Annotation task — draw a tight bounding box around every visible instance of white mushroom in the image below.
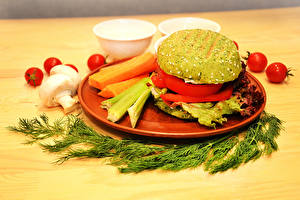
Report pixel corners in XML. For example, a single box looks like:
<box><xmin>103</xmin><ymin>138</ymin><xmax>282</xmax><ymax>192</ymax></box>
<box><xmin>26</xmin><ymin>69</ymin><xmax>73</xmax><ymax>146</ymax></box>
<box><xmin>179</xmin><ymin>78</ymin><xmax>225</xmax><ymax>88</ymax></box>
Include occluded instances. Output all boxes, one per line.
<box><xmin>50</xmin><ymin>65</ymin><xmax>81</xmax><ymax>90</ymax></box>
<box><xmin>39</xmin><ymin>65</ymin><xmax>81</xmax><ymax>113</ymax></box>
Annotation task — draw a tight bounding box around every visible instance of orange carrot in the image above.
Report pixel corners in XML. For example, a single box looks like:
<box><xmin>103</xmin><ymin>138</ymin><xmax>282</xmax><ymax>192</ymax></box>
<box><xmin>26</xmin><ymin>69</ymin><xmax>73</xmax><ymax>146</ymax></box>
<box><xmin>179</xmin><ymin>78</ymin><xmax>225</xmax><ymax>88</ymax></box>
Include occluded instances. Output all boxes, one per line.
<box><xmin>89</xmin><ymin>52</ymin><xmax>156</xmax><ymax>90</ymax></box>
<box><xmin>98</xmin><ymin>74</ymin><xmax>148</xmax><ymax>98</ymax></box>
<box><xmin>98</xmin><ymin>58</ymin><xmax>133</xmax><ymax>74</ymax></box>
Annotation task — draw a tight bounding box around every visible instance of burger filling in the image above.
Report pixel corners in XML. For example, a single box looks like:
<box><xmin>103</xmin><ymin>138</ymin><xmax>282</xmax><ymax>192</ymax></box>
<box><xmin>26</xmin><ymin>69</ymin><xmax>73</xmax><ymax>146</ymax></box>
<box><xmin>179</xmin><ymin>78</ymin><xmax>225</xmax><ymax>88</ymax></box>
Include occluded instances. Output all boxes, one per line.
<box><xmin>150</xmin><ymin>62</ymin><xmax>264</xmax><ymax>128</ymax></box>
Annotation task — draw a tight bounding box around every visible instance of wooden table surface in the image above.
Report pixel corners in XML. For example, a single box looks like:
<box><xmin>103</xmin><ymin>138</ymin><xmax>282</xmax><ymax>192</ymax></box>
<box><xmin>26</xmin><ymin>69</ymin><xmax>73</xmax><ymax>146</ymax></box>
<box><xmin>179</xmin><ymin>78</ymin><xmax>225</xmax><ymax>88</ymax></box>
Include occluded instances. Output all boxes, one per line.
<box><xmin>1</xmin><ymin>6</ymin><xmax>300</xmax><ymax>200</ymax></box>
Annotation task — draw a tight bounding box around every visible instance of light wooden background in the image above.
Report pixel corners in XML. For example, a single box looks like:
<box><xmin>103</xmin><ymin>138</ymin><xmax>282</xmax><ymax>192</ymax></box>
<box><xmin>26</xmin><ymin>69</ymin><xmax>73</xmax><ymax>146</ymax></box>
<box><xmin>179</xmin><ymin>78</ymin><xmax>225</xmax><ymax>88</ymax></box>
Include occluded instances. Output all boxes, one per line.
<box><xmin>0</xmin><ymin>7</ymin><xmax>300</xmax><ymax>200</ymax></box>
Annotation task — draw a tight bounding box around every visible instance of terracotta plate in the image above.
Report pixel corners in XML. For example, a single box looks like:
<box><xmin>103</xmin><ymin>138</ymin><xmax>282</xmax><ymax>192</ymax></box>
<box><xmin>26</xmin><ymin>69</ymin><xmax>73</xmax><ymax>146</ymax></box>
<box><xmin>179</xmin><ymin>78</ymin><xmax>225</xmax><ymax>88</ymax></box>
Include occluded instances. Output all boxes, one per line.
<box><xmin>78</xmin><ymin>65</ymin><xmax>266</xmax><ymax>139</ymax></box>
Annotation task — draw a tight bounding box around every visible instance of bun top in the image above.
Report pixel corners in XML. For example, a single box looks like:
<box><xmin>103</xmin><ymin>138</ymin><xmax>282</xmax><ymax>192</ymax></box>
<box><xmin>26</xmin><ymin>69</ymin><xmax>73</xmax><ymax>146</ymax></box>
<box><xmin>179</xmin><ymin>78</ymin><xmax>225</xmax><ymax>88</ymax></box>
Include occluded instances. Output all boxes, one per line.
<box><xmin>157</xmin><ymin>29</ymin><xmax>242</xmax><ymax>84</ymax></box>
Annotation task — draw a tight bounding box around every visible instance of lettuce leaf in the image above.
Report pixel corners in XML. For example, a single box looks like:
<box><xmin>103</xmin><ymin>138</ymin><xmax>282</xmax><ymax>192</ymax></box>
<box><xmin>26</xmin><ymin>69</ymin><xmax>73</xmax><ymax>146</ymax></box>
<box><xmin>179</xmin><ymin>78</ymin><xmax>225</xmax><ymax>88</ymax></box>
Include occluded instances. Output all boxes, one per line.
<box><xmin>181</xmin><ymin>96</ymin><xmax>242</xmax><ymax>128</ymax></box>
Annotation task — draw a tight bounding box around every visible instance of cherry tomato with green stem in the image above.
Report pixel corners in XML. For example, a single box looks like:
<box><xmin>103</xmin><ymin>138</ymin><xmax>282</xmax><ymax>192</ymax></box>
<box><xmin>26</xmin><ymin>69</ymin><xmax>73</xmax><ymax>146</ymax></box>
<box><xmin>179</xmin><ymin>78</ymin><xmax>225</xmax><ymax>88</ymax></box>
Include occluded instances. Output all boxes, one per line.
<box><xmin>266</xmin><ymin>62</ymin><xmax>293</xmax><ymax>83</ymax></box>
<box><xmin>25</xmin><ymin>67</ymin><xmax>44</xmax><ymax>86</ymax></box>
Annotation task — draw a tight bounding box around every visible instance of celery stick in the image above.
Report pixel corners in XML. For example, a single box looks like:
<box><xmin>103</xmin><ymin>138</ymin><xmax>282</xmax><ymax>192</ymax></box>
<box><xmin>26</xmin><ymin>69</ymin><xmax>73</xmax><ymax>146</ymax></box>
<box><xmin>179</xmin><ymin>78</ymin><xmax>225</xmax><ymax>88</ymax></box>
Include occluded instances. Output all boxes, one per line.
<box><xmin>101</xmin><ymin>78</ymin><xmax>149</xmax><ymax>109</ymax></box>
<box><xmin>128</xmin><ymin>88</ymin><xmax>151</xmax><ymax>128</ymax></box>
<box><xmin>107</xmin><ymin>78</ymin><xmax>150</xmax><ymax>122</ymax></box>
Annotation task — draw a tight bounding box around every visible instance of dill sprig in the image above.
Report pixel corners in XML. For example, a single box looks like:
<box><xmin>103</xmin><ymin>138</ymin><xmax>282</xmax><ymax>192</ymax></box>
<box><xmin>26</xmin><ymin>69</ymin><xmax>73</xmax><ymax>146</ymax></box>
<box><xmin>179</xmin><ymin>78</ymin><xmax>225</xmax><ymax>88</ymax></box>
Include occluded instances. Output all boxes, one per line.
<box><xmin>7</xmin><ymin>112</ymin><xmax>283</xmax><ymax>174</ymax></box>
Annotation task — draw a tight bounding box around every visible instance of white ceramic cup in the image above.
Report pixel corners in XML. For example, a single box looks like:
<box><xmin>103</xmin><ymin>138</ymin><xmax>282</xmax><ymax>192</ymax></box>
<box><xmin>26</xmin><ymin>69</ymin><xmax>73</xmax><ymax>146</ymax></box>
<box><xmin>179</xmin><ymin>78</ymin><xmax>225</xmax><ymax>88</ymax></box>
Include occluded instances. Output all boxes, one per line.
<box><xmin>158</xmin><ymin>17</ymin><xmax>221</xmax><ymax>36</ymax></box>
<box><xmin>93</xmin><ymin>19</ymin><xmax>157</xmax><ymax>60</ymax></box>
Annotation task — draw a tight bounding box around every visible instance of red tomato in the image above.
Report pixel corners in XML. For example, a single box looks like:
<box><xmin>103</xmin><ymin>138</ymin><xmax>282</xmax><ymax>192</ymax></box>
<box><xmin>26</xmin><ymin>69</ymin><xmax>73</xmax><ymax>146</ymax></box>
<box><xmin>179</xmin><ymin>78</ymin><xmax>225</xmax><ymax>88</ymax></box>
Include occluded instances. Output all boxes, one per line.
<box><xmin>65</xmin><ymin>64</ymin><xmax>78</xmax><ymax>72</ymax></box>
<box><xmin>233</xmin><ymin>41</ymin><xmax>239</xmax><ymax>50</ymax></box>
<box><xmin>24</xmin><ymin>67</ymin><xmax>44</xmax><ymax>86</ymax></box>
<box><xmin>44</xmin><ymin>57</ymin><xmax>62</xmax><ymax>74</ymax></box>
<box><xmin>266</xmin><ymin>62</ymin><xmax>292</xmax><ymax>83</ymax></box>
<box><xmin>160</xmin><ymin>85</ymin><xmax>233</xmax><ymax>103</ymax></box>
<box><xmin>247</xmin><ymin>52</ymin><xmax>268</xmax><ymax>72</ymax></box>
<box><xmin>151</xmin><ymin>74</ymin><xmax>166</xmax><ymax>88</ymax></box>
<box><xmin>87</xmin><ymin>54</ymin><xmax>106</xmax><ymax>71</ymax></box>
<box><xmin>159</xmin><ymin>69</ymin><xmax>223</xmax><ymax>97</ymax></box>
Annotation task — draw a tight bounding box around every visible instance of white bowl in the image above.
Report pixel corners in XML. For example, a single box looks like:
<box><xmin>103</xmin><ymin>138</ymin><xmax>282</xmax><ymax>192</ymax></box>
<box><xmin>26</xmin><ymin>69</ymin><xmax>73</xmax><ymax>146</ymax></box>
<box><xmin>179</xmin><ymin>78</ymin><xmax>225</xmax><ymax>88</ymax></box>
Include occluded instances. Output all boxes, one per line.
<box><xmin>93</xmin><ymin>19</ymin><xmax>157</xmax><ymax>60</ymax></box>
<box><xmin>154</xmin><ymin>35</ymin><xmax>169</xmax><ymax>54</ymax></box>
<box><xmin>158</xmin><ymin>17</ymin><xmax>221</xmax><ymax>36</ymax></box>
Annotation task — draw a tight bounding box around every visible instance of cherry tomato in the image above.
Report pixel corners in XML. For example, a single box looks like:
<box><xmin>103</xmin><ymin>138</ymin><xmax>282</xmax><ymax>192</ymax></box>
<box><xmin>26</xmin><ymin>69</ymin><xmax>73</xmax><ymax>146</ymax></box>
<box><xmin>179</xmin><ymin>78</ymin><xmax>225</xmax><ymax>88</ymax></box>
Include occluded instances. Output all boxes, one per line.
<box><xmin>246</xmin><ymin>52</ymin><xmax>268</xmax><ymax>72</ymax></box>
<box><xmin>233</xmin><ymin>41</ymin><xmax>239</xmax><ymax>50</ymax></box>
<box><xmin>266</xmin><ymin>62</ymin><xmax>293</xmax><ymax>83</ymax></box>
<box><xmin>44</xmin><ymin>57</ymin><xmax>62</xmax><ymax>74</ymax></box>
<box><xmin>65</xmin><ymin>64</ymin><xmax>78</xmax><ymax>72</ymax></box>
<box><xmin>87</xmin><ymin>54</ymin><xmax>106</xmax><ymax>71</ymax></box>
<box><xmin>24</xmin><ymin>67</ymin><xmax>44</xmax><ymax>86</ymax></box>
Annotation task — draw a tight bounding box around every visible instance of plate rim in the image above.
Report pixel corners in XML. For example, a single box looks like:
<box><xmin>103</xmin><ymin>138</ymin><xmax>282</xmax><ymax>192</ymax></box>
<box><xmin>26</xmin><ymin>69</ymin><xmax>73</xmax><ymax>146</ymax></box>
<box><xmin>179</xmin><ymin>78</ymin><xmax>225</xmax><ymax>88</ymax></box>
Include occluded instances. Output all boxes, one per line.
<box><xmin>78</xmin><ymin>66</ymin><xmax>266</xmax><ymax>139</ymax></box>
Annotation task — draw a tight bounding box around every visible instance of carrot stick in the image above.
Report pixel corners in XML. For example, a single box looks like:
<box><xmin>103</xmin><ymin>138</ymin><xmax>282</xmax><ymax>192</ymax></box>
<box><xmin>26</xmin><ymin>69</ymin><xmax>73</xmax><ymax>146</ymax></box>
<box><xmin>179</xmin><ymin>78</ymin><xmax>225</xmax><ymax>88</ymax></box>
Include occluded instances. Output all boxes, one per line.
<box><xmin>98</xmin><ymin>74</ymin><xmax>148</xmax><ymax>98</ymax></box>
<box><xmin>93</xmin><ymin>52</ymin><xmax>155</xmax><ymax>81</ymax></box>
<box><xmin>88</xmin><ymin>52</ymin><xmax>156</xmax><ymax>90</ymax></box>
<box><xmin>98</xmin><ymin>54</ymin><xmax>156</xmax><ymax>75</ymax></box>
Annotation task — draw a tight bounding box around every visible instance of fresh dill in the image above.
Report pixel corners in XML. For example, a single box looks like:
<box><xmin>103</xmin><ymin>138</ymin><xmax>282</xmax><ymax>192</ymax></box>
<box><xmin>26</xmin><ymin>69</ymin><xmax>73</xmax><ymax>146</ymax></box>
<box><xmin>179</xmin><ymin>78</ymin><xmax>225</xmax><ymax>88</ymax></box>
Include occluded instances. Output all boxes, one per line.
<box><xmin>7</xmin><ymin>112</ymin><xmax>283</xmax><ymax>174</ymax></box>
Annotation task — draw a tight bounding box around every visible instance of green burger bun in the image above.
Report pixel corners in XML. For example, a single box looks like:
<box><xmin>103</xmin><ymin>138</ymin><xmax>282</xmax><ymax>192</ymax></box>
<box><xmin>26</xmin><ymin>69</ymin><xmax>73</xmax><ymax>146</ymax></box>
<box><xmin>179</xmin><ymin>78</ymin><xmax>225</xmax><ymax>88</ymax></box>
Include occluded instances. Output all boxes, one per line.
<box><xmin>157</xmin><ymin>29</ymin><xmax>242</xmax><ymax>84</ymax></box>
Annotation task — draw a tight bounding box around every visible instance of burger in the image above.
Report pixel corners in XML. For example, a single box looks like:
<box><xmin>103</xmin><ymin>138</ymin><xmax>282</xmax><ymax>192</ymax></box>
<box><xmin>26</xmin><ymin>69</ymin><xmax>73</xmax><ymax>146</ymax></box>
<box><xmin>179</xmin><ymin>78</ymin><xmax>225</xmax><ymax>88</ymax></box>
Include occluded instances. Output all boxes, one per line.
<box><xmin>150</xmin><ymin>29</ymin><xmax>263</xmax><ymax>128</ymax></box>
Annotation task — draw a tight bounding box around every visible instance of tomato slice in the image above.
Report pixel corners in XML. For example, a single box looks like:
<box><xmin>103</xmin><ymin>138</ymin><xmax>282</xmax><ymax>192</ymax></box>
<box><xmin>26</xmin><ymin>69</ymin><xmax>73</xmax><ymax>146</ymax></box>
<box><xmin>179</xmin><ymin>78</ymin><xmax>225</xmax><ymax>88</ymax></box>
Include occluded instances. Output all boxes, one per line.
<box><xmin>151</xmin><ymin>73</ymin><xmax>167</xmax><ymax>88</ymax></box>
<box><xmin>159</xmin><ymin>69</ymin><xmax>223</xmax><ymax>97</ymax></box>
<box><xmin>160</xmin><ymin>85</ymin><xmax>233</xmax><ymax>103</ymax></box>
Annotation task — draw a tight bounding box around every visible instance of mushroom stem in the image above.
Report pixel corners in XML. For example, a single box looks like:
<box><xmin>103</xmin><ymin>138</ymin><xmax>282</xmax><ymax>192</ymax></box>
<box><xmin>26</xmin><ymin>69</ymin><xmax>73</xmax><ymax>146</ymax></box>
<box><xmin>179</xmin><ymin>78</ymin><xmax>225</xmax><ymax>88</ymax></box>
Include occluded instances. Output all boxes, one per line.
<box><xmin>56</xmin><ymin>95</ymin><xmax>78</xmax><ymax>113</ymax></box>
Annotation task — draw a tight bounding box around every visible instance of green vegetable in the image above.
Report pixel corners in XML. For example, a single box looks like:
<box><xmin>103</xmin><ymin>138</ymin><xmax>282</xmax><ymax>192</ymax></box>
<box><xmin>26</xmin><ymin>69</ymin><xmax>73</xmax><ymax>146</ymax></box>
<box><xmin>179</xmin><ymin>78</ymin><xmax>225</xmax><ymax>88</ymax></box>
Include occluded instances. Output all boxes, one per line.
<box><xmin>154</xmin><ymin>98</ymin><xmax>194</xmax><ymax>119</ymax></box>
<box><xmin>101</xmin><ymin>77</ymin><xmax>149</xmax><ymax>109</ymax></box>
<box><xmin>150</xmin><ymin>84</ymin><xmax>194</xmax><ymax>119</ymax></box>
<box><xmin>7</xmin><ymin>112</ymin><xmax>283</xmax><ymax>174</ymax></box>
<box><xmin>128</xmin><ymin>88</ymin><xmax>151</xmax><ymax>128</ymax></box>
<box><xmin>181</xmin><ymin>96</ymin><xmax>242</xmax><ymax>128</ymax></box>
<box><xmin>105</xmin><ymin>78</ymin><xmax>149</xmax><ymax>122</ymax></box>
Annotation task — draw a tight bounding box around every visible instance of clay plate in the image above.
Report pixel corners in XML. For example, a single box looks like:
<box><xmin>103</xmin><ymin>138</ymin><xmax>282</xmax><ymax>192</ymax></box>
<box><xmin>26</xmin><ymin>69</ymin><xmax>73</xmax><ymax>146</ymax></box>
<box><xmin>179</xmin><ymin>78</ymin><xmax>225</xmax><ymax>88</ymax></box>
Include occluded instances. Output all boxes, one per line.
<box><xmin>78</xmin><ymin>64</ymin><xmax>266</xmax><ymax>139</ymax></box>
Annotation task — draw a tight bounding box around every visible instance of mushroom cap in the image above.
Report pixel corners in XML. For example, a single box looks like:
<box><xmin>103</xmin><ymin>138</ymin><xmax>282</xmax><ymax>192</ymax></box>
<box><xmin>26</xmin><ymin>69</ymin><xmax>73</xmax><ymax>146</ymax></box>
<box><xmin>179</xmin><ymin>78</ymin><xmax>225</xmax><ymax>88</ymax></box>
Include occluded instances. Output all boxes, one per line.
<box><xmin>39</xmin><ymin>74</ymin><xmax>75</xmax><ymax>107</ymax></box>
<box><xmin>50</xmin><ymin>65</ymin><xmax>81</xmax><ymax>89</ymax></box>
